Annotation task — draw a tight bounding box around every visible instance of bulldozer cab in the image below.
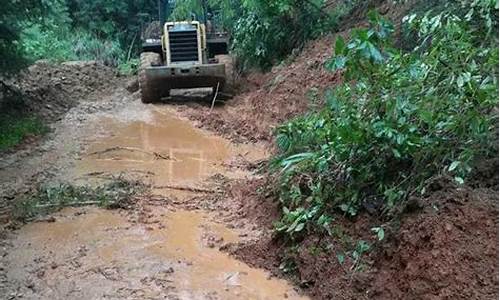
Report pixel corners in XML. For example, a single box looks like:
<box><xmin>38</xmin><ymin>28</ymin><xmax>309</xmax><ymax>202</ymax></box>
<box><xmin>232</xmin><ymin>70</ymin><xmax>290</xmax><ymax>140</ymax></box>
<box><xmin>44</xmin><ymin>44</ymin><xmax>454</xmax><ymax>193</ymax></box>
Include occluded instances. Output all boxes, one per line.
<box><xmin>141</xmin><ymin>0</ymin><xmax>228</xmax><ymax>59</ymax></box>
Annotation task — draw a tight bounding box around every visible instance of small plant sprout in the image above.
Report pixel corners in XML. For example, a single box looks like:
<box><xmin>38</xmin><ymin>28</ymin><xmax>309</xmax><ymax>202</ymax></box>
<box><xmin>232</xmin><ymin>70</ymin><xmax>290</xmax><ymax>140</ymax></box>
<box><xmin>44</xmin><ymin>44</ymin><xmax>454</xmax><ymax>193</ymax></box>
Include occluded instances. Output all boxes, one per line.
<box><xmin>371</xmin><ymin>227</ymin><xmax>385</xmax><ymax>241</ymax></box>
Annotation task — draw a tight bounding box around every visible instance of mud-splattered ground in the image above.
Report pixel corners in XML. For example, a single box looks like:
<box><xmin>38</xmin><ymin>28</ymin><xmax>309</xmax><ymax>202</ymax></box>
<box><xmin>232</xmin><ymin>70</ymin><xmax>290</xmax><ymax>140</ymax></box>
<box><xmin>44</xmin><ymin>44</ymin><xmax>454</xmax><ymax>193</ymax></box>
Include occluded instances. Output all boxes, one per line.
<box><xmin>0</xmin><ymin>76</ymin><xmax>307</xmax><ymax>300</ymax></box>
<box><xmin>4</xmin><ymin>205</ymin><xmax>306</xmax><ymax>300</ymax></box>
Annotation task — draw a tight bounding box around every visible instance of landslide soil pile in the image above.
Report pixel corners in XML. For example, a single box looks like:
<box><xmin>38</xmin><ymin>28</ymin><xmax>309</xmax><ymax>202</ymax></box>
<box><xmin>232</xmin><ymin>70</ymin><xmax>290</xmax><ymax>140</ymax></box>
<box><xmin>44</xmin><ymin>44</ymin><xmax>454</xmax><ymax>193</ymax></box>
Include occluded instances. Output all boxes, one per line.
<box><xmin>0</xmin><ymin>61</ymin><xmax>124</xmax><ymax>221</ymax></box>
<box><xmin>0</xmin><ymin>61</ymin><xmax>119</xmax><ymax>123</ymax></box>
<box><xmin>174</xmin><ymin>1</ymin><xmax>499</xmax><ymax>299</ymax></box>
<box><xmin>218</xmin><ymin>165</ymin><xmax>499</xmax><ymax>300</ymax></box>
<box><xmin>181</xmin><ymin>36</ymin><xmax>340</xmax><ymax>143</ymax></box>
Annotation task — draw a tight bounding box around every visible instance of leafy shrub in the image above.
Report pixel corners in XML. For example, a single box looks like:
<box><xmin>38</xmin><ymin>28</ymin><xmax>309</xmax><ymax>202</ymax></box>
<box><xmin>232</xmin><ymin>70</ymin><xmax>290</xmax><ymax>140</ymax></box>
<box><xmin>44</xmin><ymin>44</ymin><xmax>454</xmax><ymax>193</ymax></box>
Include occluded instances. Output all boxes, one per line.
<box><xmin>272</xmin><ymin>2</ymin><xmax>498</xmax><ymax>239</ymax></box>
<box><xmin>0</xmin><ymin>116</ymin><xmax>48</xmax><ymax>151</ymax></box>
<box><xmin>0</xmin><ymin>0</ymin><xmax>46</xmax><ymax>73</ymax></box>
<box><xmin>231</xmin><ymin>0</ymin><xmax>337</xmax><ymax>70</ymax></box>
<box><xmin>21</xmin><ymin>23</ymin><xmax>125</xmax><ymax>66</ymax></box>
<box><xmin>21</xmin><ymin>23</ymin><xmax>76</xmax><ymax>62</ymax></box>
<box><xmin>71</xmin><ymin>30</ymin><xmax>124</xmax><ymax>66</ymax></box>
<box><xmin>118</xmin><ymin>58</ymin><xmax>140</xmax><ymax>76</ymax></box>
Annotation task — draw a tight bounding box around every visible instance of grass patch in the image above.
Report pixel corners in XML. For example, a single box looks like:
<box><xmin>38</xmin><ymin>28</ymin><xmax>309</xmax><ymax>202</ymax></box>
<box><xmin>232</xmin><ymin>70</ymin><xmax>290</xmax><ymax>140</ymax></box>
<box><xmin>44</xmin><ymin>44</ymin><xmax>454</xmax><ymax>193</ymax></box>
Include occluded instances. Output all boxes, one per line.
<box><xmin>13</xmin><ymin>177</ymin><xmax>148</xmax><ymax>222</ymax></box>
<box><xmin>0</xmin><ymin>116</ymin><xmax>48</xmax><ymax>151</ymax></box>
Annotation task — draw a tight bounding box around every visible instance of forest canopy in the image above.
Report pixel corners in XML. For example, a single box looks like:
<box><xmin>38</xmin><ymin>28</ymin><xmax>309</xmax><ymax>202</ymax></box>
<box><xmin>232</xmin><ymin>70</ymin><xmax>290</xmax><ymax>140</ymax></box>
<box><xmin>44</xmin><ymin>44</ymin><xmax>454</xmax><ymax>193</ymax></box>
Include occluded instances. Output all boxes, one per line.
<box><xmin>1</xmin><ymin>0</ymin><xmax>158</xmax><ymax>73</ymax></box>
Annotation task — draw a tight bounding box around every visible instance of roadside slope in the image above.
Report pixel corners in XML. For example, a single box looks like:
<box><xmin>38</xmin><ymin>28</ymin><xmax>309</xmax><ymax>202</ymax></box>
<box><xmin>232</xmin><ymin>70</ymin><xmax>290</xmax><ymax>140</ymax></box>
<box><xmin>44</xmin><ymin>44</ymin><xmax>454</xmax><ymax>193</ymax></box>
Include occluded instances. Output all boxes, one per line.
<box><xmin>176</xmin><ymin>1</ymin><xmax>500</xmax><ymax>299</ymax></box>
<box><xmin>181</xmin><ymin>35</ymin><xmax>339</xmax><ymax>143</ymax></box>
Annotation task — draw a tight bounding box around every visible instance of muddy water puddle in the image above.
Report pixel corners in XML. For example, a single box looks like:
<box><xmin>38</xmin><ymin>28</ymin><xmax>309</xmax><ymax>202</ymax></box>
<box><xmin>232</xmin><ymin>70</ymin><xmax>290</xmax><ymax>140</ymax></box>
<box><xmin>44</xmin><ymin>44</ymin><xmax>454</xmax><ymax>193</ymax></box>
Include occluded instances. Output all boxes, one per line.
<box><xmin>73</xmin><ymin>106</ymin><xmax>264</xmax><ymax>190</ymax></box>
<box><xmin>9</xmin><ymin>207</ymin><xmax>306</xmax><ymax>299</ymax></box>
<box><xmin>6</xmin><ymin>104</ymin><xmax>306</xmax><ymax>299</ymax></box>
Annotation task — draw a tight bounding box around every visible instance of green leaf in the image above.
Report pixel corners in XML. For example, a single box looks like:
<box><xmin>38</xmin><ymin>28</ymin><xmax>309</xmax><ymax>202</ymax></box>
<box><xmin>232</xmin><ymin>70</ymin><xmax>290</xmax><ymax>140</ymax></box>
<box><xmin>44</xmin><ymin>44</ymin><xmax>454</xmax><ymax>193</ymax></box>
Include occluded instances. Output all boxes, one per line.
<box><xmin>371</xmin><ymin>227</ymin><xmax>385</xmax><ymax>241</ymax></box>
<box><xmin>295</xmin><ymin>222</ymin><xmax>305</xmax><ymax>232</ymax></box>
<box><xmin>327</xmin><ymin>55</ymin><xmax>347</xmax><ymax>71</ymax></box>
<box><xmin>356</xmin><ymin>240</ymin><xmax>371</xmax><ymax>253</ymax></box>
<box><xmin>367</xmin><ymin>10</ymin><xmax>379</xmax><ymax>24</ymax></box>
<box><xmin>339</xmin><ymin>204</ymin><xmax>349</xmax><ymax>212</ymax></box>
<box><xmin>448</xmin><ymin>161</ymin><xmax>460</xmax><ymax>172</ymax></box>
<box><xmin>335</xmin><ymin>36</ymin><xmax>346</xmax><ymax>55</ymax></box>
<box><xmin>336</xmin><ymin>253</ymin><xmax>345</xmax><ymax>265</ymax></box>
<box><xmin>392</xmin><ymin>148</ymin><xmax>402</xmax><ymax>158</ymax></box>
<box><xmin>334</xmin><ymin>56</ymin><xmax>347</xmax><ymax>70</ymax></box>
<box><xmin>454</xmin><ymin>177</ymin><xmax>465</xmax><ymax>185</ymax></box>
<box><xmin>368</xmin><ymin>43</ymin><xmax>383</xmax><ymax>62</ymax></box>
<box><xmin>281</xmin><ymin>152</ymin><xmax>314</xmax><ymax>171</ymax></box>
<box><xmin>378</xmin><ymin>229</ymin><xmax>385</xmax><ymax>241</ymax></box>
<box><xmin>276</xmin><ymin>134</ymin><xmax>291</xmax><ymax>152</ymax></box>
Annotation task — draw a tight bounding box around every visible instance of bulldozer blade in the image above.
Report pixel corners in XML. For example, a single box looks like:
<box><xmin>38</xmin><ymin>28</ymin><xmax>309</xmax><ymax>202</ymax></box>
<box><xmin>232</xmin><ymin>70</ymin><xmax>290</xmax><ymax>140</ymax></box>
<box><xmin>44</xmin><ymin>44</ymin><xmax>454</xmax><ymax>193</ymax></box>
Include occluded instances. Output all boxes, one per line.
<box><xmin>144</xmin><ymin>63</ymin><xmax>226</xmax><ymax>100</ymax></box>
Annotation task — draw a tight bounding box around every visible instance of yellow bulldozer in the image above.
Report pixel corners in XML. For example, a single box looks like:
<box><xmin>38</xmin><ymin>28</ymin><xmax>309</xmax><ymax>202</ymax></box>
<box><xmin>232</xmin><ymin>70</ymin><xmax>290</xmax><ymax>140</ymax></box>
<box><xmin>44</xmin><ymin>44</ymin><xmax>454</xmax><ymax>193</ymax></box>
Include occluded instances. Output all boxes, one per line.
<box><xmin>139</xmin><ymin>0</ymin><xmax>232</xmax><ymax>103</ymax></box>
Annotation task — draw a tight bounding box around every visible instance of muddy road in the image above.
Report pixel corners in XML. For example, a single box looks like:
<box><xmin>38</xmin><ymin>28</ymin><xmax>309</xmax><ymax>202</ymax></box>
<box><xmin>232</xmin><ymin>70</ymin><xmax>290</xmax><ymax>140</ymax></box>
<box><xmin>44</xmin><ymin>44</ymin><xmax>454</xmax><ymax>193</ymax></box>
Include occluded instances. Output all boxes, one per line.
<box><xmin>0</xmin><ymin>84</ymin><xmax>307</xmax><ymax>299</ymax></box>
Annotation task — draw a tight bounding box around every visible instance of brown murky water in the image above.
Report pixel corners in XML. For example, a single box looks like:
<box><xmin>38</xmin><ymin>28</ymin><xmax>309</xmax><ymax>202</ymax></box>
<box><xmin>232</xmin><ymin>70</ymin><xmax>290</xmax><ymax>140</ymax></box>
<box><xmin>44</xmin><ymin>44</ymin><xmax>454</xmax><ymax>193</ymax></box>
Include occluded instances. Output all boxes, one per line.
<box><xmin>73</xmin><ymin>107</ymin><xmax>265</xmax><ymax>196</ymax></box>
<box><xmin>7</xmin><ymin>105</ymin><xmax>306</xmax><ymax>300</ymax></box>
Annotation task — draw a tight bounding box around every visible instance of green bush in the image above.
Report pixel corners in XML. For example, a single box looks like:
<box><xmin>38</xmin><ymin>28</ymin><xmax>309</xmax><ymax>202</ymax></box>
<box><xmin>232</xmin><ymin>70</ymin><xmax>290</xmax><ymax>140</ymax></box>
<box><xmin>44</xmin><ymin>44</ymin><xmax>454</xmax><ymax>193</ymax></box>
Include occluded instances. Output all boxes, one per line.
<box><xmin>117</xmin><ymin>58</ymin><xmax>140</xmax><ymax>75</ymax></box>
<box><xmin>272</xmin><ymin>2</ymin><xmax>498</xmax><ymax>239</ymax></box>
<box><xmin>231</xmin><ymin>0</ymin><xmax>336</xmax><ymax>70</ymax></box>
<box><xmin>0</xmin><ymin>0</ymin><xmax>46</xmax><ymax>73</ymax></box>
<box><xmin>0</xmin><ymin>116</ymin><xmax>48</xmax><ymax>151</ymax></box>
<box><xmin>21</xmin><ymin>23</ymin><xmax>76</xmax><ymax>62</ymax></box>
<box><xmin>71</xmin><ymin>30</ymin><xmax>124</xmax><ymax>66</ymax></box>
<box><xmin>21</xmin><ymin>23</ymin><xmax>125</xmax><ymax>65</ymax></box>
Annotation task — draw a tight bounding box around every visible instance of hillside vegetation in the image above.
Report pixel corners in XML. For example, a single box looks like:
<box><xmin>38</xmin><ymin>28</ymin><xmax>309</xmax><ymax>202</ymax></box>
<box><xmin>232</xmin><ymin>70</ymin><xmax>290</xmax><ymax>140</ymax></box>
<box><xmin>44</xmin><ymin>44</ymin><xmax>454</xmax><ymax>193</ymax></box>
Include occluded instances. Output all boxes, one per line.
<box><xmin>273</xmin><ymin>1</ymin><xmax>498</xmax><ymax>240</ymax></box>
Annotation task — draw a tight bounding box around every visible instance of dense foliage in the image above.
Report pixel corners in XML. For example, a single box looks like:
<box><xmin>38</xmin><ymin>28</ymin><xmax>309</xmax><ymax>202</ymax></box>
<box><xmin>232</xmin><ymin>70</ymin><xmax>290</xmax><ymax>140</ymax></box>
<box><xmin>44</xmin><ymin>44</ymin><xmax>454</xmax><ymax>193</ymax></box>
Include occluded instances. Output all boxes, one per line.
<box><xmin>230</xmin><ymin>0</ymin><xmax>332</xmax><ymax>69</ymax></box>
<box><xmin>172</xmin><ymin>0</ymin><xmax>362</xmax><ymax>69</ymax></box>
<box><xmin>272</xmin><ymin>1</ymin><xmax>498</xmax><ymax>239</ymax></box>
<box><xmin>1</xmin><ymin>0</ymin><xmax>158</xmax><ymax>73</ymax></box>
<box><xmin>0</xmin><ymin>0</ymin><xmax>45</xmax><ymax>72</ymax></box>
<box><xmin>2</xmin><ymin>0</ymin><xmax>365</xmax><ymax>72</ymax></box>
<box><xmin>0</xmin><ymin>116</ymin><xmax>47</xmax><ymax>151</ymax></box>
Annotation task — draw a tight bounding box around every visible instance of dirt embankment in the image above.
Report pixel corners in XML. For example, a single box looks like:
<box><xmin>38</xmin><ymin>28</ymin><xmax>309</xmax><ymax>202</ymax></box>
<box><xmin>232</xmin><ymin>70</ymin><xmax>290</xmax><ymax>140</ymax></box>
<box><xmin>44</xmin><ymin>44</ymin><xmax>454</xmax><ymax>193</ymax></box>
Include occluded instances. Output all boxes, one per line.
<box><xmin>172</xmin><ymin>1</ymin><xmax>500</xmax><ymax>299</ymax></box>
<box><xmin>180</xmin><ymin>35</ymin><xmax>340</xmax><ymax>143</ymax></box>
<box><xmin>211</xmin><ymin>166</ymin><xmax>498</xmax><ymax>300</ymax></box>
<box><xmin>0</xmin><ymin>60</ymin><xmax>120</xmax><ymax>124</ymax></box>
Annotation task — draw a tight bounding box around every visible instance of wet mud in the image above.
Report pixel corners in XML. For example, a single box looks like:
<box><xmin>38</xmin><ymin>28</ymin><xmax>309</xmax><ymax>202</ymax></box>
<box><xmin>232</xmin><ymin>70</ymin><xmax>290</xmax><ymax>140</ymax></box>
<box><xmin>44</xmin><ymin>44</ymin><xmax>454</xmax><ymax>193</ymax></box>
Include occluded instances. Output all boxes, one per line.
<box><xmin>2</xmin><ymin>101</ymin><xmax>304</xmax><ymax>300</ymax></box>
<box><xmin>72</xmin><ymin>105</ymin><xmax>267</xmax><ymax>198</ymax></box>
<box><xmin>7</xmin><ymin>207</ymin><xmax>306</xmax><ymax>299</ymax></box>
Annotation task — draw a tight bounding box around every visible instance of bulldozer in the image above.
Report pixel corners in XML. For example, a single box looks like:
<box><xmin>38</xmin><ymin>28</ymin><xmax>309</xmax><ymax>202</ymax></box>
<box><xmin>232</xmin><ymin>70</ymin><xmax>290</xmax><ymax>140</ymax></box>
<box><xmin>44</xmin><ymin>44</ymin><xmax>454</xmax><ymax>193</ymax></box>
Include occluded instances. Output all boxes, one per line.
<box><xmin>139</xmin><ymin>0</ymin><xmax>232</xmax><ymax>103</ymax></box>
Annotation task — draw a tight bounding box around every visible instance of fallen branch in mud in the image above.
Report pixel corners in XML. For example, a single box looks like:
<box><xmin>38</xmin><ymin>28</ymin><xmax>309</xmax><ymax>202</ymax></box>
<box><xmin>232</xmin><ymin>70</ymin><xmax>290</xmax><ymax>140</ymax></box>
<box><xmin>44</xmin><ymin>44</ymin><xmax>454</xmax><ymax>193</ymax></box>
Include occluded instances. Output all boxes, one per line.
<box><xmin>153</xmin><ymin>184</ymin><xmax>217</xmax><ymax>194</ymax></box>
<box><xmin>88</xmin><ymin>146</ymin><xmax>176</xmax><ymax>161</ymax></box>
<box><xmin>14</xmin><ymin>177</ymin><xmax>148</xmax><ymax>222</ymax></box>
<box><xmin>82</xmin><ymin>170</ymin><xmax>156</xmax><ymax>179</ymax></box>
<box><xmin>34</xmin><ymin>201</ymin><xmax>102</xmax><ymax>208</ymax></box>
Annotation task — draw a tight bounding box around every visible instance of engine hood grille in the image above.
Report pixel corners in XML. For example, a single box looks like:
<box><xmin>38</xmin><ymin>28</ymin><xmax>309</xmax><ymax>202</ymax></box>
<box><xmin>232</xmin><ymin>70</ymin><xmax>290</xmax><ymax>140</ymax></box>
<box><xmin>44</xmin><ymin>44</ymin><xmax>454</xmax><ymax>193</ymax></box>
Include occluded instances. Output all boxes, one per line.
<box><xmin>168</xmin><ymin>29</ymin><xmax>199</xmax><ymax>63</ymax></box>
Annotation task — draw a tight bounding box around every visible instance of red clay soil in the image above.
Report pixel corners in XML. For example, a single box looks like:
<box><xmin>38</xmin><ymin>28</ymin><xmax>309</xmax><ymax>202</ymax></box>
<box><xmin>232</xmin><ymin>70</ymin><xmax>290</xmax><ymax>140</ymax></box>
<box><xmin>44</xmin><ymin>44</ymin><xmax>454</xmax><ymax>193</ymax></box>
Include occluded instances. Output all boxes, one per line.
<box><xmin>370</xmin><ymin>186</ymin><xmax>498</xmax><ymax>300</ymax></box>
<box><xmin>227</xmin><ymin>179</ymin><xmax>499</xmax><ymax>300</ymax></box>
<box><xmin>180</xmin><ymin>36</ymin><xmax>341</xmax><ymax>143</ymax></box>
